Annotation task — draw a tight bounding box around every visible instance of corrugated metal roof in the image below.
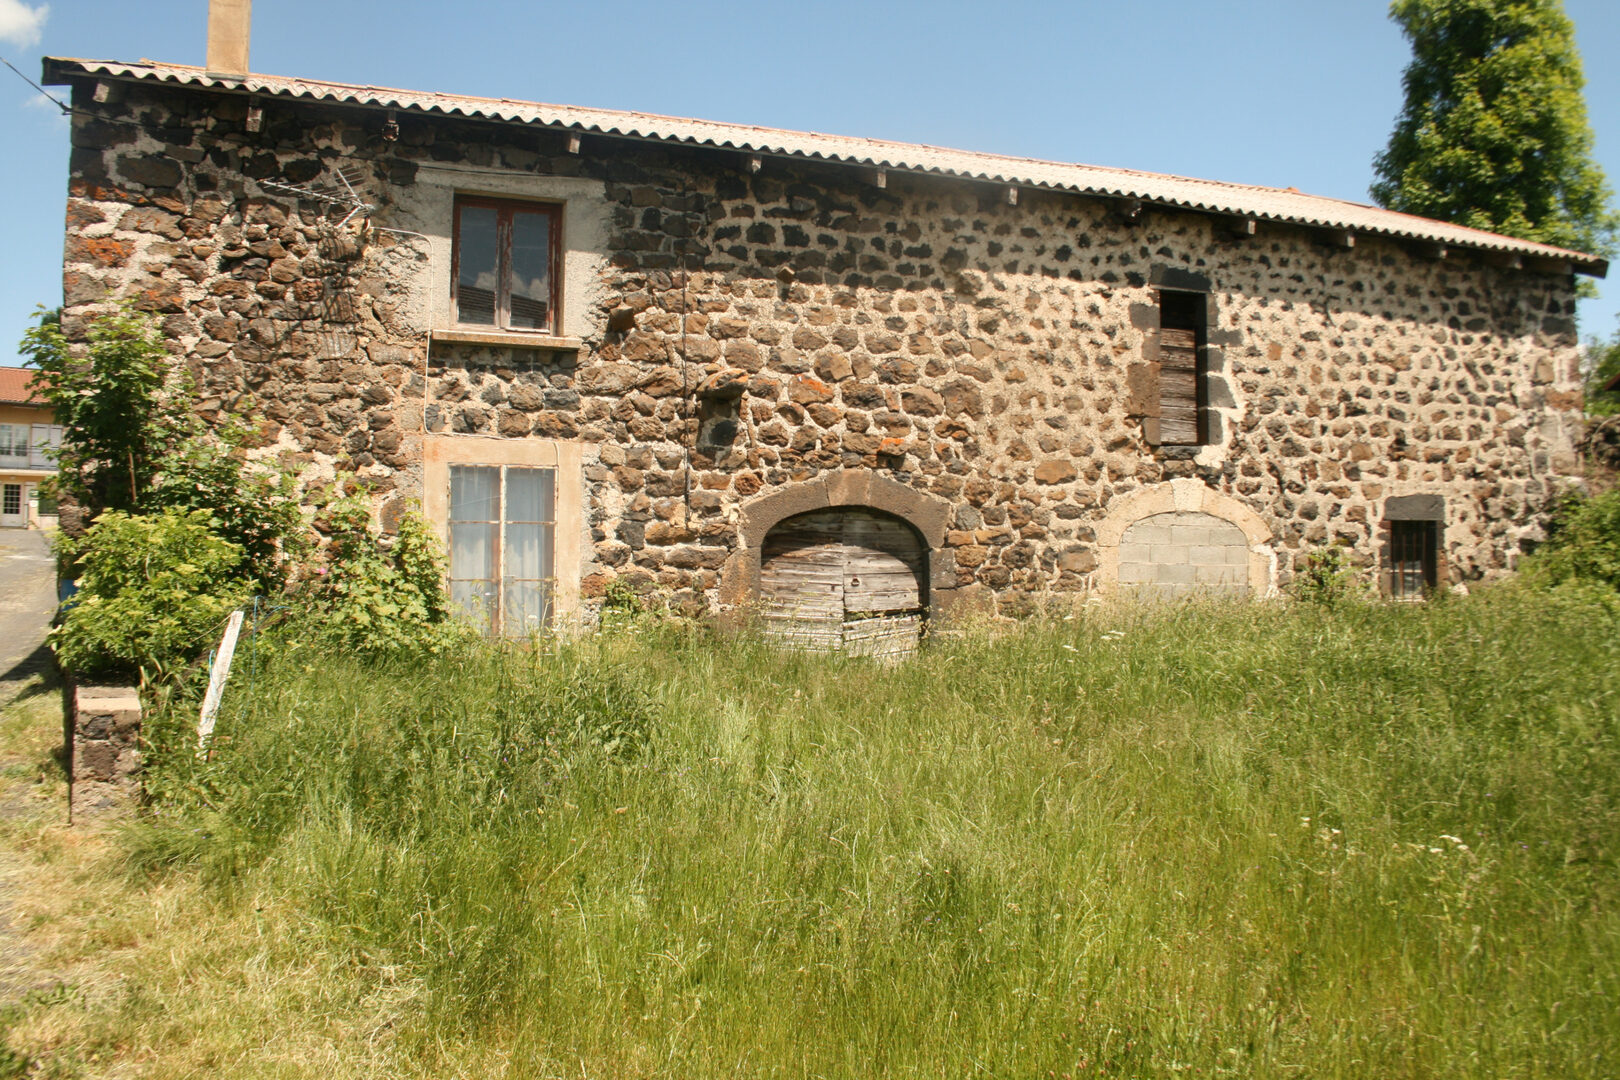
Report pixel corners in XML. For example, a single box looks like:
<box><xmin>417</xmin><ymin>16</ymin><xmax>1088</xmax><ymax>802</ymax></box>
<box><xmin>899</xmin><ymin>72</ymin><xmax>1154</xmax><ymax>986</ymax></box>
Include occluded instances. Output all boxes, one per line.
<box><xmin>0</xmin><ymin>368</ymin><xmax>49</xmax><ymax>407</ymax></box>
<box><xmin>43</xmin><ymin>56</ymin><xmax>1607</xmax><ymax>276</ymax></box>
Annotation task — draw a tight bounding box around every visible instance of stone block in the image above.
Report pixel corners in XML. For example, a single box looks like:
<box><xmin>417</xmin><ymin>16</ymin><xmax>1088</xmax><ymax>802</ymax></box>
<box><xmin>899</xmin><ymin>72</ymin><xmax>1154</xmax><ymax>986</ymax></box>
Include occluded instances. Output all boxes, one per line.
<box><xmin>1192</xmin><ymin>564</ymin><xmax>1245</xmax><ymax>585</ymax></box>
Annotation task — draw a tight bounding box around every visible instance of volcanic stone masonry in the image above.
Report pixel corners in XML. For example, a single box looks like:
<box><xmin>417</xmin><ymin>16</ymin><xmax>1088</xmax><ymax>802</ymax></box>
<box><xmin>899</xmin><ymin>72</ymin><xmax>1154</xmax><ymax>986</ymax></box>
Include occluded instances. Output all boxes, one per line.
<box><xmin>52</xmin><ymin>73</ymin><xmax>1587</xmax><ymax>621</ymax></box>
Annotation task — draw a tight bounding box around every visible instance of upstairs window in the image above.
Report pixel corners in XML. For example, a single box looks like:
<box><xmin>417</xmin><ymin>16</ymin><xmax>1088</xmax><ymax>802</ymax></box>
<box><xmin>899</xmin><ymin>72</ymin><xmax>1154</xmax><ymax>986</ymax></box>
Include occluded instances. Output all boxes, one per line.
<box><xmin>29</xmin><ymin>424</ymin><xmax>61</xmax><ymax>469</ymax></box>
<box><xmin>453</xmin><ymin>196</ymin><xmax>560</xmax><ymax>333</ymax></box>
<box><xmin>0</xmin><ymin>425</ymin><xmax>26</xmax><ymax>466</ymax></box>
<box><xmin>1155</xmin><ymin>290</ymin><xmax>1205</xmax><ymax>446</ymax></box>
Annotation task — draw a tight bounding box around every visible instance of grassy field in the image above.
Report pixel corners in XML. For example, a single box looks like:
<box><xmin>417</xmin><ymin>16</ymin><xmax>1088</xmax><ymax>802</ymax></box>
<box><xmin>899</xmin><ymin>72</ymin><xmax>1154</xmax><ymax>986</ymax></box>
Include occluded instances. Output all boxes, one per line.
<box><xmin>3</xmin><ymin>582</ymin><xmax>1620</xmax><ymax>1077</ymax></box>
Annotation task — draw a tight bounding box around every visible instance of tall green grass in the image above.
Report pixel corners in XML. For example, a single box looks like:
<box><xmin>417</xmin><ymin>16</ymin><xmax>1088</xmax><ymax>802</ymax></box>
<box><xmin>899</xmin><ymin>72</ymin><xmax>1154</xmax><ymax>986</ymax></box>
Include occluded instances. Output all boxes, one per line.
<box><xmin>133</xmin><ymin>583</ymin><xmax>1620</xmax><ymax>1078</ymax></box>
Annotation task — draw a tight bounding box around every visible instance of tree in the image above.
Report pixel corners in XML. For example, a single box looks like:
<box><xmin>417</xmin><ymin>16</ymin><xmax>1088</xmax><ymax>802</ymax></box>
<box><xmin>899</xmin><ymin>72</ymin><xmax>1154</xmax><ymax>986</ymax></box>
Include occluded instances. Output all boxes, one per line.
<box><xmin>19</xmin><ymin>305</ymin><xmax>303</xmax><ymax>593</ymax></box>
<box><xmin>1372</xmin><ymin>0</ymin><xmax>1617</xmax><ymax>259</ymax></box>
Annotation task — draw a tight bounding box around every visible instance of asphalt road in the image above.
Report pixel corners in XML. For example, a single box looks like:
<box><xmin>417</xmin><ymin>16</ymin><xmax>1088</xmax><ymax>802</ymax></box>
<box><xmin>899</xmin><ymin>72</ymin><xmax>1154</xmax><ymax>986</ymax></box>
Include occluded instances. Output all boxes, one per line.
<box><xmin>0</xmin><ymin>530</ymin><xmax>56</xmax><ymax>689</ymax></box>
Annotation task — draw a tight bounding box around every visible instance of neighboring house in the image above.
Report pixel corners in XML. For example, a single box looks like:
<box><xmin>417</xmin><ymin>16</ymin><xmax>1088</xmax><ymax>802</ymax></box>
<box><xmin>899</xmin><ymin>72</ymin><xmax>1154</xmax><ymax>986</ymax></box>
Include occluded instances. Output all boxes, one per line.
<box><xmin>0</xmin><ymin>368</ymin><xmax>60</xmax><ymax>529</ymax></box>
<box><xmin>39</xmin><ymin>5</ymin><xmax>1604</xmax><ymax>645</ymax></box>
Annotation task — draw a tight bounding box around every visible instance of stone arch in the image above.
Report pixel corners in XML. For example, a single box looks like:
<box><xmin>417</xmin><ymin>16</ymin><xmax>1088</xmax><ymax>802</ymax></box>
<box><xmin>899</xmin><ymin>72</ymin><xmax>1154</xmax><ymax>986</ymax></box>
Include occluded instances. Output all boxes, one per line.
<box><xmin>1094</xmin><ymin>479</ymin><xmax>1275</xmax><ymax>598</ymax></box>
<box><xmin>722</xmin><ymin>470</ymin><xmax>955</xmax><ymax>614</ymax></box>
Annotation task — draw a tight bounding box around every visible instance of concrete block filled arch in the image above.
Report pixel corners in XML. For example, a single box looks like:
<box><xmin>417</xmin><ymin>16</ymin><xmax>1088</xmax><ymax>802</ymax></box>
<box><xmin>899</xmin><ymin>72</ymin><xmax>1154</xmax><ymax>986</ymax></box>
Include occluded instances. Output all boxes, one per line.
<box><xmin>1095</xmin><ymin>479</ymin><xmax>1276</xmax><ymax>598</ymax></box>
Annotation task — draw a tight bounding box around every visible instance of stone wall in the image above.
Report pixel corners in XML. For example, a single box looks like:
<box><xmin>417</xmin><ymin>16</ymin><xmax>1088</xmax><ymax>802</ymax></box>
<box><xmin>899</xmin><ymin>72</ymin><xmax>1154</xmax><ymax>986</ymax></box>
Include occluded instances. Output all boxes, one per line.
<box><xmin>54</xmin><ymin>76</ymin><xmax>1587</xmax><ymax>618</ymax></box>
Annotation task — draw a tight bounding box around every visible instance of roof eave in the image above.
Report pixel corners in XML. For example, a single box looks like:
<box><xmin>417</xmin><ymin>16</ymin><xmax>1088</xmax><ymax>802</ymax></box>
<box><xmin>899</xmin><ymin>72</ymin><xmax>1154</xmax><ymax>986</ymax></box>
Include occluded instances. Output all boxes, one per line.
<box><xmin>41</xmin><ymin>56</ymin><xmax>1609</xmax><ymax>278</ymax></box>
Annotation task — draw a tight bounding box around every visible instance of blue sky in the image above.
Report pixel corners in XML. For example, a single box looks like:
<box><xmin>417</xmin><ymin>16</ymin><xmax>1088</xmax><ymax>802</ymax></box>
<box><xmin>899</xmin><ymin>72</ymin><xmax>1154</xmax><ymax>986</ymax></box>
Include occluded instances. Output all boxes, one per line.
<box><xmin>2</xmin><ymin>0</ymin><xmax>1617</xmax><ymax>363</ymax></box>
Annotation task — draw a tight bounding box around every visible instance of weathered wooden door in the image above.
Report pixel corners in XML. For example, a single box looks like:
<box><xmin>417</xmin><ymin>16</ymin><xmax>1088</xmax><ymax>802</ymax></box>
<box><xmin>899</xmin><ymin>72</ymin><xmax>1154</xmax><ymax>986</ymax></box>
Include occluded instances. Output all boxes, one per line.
<box><xmin>759</xmin><ymin>508</ymin><xmax>926</xmax><ymax>659</ymax></box>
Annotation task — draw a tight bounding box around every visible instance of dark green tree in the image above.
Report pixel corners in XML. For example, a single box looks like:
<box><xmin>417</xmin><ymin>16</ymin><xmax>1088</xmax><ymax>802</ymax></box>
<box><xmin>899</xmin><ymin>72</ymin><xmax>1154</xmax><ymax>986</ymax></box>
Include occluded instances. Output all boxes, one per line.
<box><xmin>1372</xmin><ymin>0</ymin><xmax>1616</xmax><ymax>258</ymax></box>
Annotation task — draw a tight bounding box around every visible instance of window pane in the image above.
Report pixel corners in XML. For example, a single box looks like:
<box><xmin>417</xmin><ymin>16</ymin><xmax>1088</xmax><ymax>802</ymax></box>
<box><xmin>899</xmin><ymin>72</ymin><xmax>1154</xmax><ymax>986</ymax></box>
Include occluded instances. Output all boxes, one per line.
<box><xmin>450</xmin><ymin>521</ymin><xmax>497</xmax><ymax>582</ymax></box>
<box><xmin>505</xmin><ymin>522</ymin><xmax>553</xmax><ymax>581</ymax></box>
<box><xmin>449</xmin><ymin>465</ymin><xmax>500</xmax><ymax>522</ymax></box>
<box><xmin>0</xmin><ymin>425</ymin><xmax>24</xmax><ymax>460</ymax></box>
<box><xmin>2</xmin><ymin>485</ymin><xmax>20</xmax><ymax>515</ymax></box>
<box><xmin>456</xmin><ymin>204</ymin><xmax>499</xmax><ymax>325</ymax></box>
<box><xmin>506</xmin><ymin>467</ymin><xmax>554</xmax><ymax>523</ymax></box>
<box><xmin>509</xmin><ymin>210</ymin><xmax>552</xmax><ymax>330</ymax></box>
<box><xmin>502</xmin><ymin>580</ymin><xmax>551</xmax><ymax>638</ymax></box>
<box><xmin>451</xmin><ymin>579</ymin><xmax>497</xmax><ymax>631</ymax></box>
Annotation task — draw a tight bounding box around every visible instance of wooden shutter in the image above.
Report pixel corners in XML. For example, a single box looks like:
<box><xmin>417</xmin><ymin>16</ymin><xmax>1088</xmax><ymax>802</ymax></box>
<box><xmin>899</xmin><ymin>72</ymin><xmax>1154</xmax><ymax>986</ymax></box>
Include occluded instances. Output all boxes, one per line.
<box><xmin>1158</xmin><ymin>326</ymin><xmax>1199</xmax><ymax>445</ymax></box>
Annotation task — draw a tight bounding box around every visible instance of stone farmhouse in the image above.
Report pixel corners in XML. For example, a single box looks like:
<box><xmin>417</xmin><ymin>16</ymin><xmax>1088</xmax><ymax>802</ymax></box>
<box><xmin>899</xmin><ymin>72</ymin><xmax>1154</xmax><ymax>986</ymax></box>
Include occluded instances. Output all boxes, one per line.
<box><xmin>41</xmin><ymin>7</ymin><xmax>1605</xmax><ymax>648</ymax></box>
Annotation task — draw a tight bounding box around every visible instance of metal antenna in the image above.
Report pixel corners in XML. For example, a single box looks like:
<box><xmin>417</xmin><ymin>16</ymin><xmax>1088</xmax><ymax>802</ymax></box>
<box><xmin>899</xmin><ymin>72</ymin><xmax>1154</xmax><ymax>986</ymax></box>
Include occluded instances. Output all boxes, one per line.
<box><xmin>256</xmin><ymin>165</ymin><xmax>375</xmax><ymax>227</ymax></box>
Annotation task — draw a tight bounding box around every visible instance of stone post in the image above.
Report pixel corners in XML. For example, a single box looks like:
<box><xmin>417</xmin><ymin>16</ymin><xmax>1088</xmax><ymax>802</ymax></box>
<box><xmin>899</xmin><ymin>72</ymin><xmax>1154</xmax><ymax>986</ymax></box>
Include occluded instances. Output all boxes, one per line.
<box><xmin>68</xmin><ymin>681</ymin><xmax>141</xmax><ymax>816</ymax></box>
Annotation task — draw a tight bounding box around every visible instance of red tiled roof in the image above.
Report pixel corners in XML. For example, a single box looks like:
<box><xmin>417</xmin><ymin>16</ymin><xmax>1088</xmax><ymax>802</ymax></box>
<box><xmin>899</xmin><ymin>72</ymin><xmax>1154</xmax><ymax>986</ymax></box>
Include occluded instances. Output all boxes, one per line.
<box><xmin>0</xmin><ymin>368</ymin><xmax>50</xmax><ymax>406</ymax></box>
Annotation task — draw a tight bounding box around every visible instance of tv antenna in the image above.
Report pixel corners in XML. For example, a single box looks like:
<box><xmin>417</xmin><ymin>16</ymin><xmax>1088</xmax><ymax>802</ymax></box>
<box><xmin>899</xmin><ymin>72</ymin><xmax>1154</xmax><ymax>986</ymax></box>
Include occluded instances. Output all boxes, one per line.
<box><xmin>256</xmin><ymin>165</ymin><xmax>375</xmax><ymax>228</ymax></box>
<box><xmin>254</xmin><ymin>164</ymin><xmax>427</xmax><ymax>243</ymax></box>
<box><xmin>249</xmin><ymin>163</ymin><xmax>432</xmax><ymax>360</ymax></box>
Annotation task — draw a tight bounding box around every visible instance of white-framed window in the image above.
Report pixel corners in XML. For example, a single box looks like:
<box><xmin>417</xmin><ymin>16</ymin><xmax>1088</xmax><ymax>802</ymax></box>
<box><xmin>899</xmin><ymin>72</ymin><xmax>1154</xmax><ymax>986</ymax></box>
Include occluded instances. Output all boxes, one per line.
<box><xmin>448</xmin><ymin>464</ymin><xmax>555</xmax><ymax>636</ymax></box>
<box><xmin>0</xmin><ymin>424</ymin><xmax>27</xmax><ymax>466</ymax></box>
<box><xmin>423</xmin><ymin>436</ymin><xmax>583</xmax><ymax>635</ymax></box>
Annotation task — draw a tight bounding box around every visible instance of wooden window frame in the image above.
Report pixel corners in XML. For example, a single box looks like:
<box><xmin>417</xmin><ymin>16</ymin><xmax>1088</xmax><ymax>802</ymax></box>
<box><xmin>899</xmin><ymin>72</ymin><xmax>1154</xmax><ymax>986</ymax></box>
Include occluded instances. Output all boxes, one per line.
<box><xmin>1155</xmin><ymin>289</ymin><xmax>1207</xmax><ymax>446</ymax></box>
<box><xmin>451</xmin><ymin>195</ymin><xmax>563</xmax><ymax>334</ymax></box>
<box><xmin>447</xmin><ymin>463</ymin><xmax>556</xmax><ymax>637</ymax></box>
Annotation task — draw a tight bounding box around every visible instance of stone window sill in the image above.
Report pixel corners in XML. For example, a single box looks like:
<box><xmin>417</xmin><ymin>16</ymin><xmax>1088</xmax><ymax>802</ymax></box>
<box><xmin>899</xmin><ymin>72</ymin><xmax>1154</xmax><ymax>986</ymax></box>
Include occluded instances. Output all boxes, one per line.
<box><xmin>430</xmin><ymin>327</ymin><xmax>584</xmax><ymax>351</ymax></box>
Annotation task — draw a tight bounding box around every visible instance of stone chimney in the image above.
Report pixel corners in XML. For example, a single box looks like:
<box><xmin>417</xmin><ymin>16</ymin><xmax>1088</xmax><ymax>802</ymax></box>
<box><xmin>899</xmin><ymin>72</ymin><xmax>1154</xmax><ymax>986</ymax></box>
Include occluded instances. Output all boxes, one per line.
<box><xmin>206</xmin><ymin>0</ymin><xmax>251</xmax><ymax>77</ymax></box>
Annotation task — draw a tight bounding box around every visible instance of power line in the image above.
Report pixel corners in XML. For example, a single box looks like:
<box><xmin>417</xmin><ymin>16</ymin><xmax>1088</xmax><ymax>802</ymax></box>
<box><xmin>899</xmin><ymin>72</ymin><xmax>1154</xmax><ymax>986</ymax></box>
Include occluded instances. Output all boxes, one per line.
<box><xmin>1</xmin><ymin>54</ymin><xmax>71</xmax><ymax>115</ymax></box>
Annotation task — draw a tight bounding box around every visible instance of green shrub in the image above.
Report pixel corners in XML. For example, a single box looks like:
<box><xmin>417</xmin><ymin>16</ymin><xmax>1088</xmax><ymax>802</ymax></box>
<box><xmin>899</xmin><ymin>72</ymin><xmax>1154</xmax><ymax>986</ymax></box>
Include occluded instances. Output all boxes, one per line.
<box><xmin>21</xmin><ymin>304</ymin><xmax>303</xmax><ymax>593</ymax></box>
<box><xmin>304</xmin><ymin>489</ymin><xmax>467</xmax><ymax>655</ymax></box>
<box><xmin>52</xmin><ymin>508</ymin><xmax>251</xmax><ymax>681</ymax></box>
<box><xmin>1525</xmin><ymin>487</ymin><xmax>1620</xmax><ymax>589</ymax></box>
<box><xmin>1290</xmin><ymin>542</ymin><xmax>1362</xmax><ymax>605</ymax></box>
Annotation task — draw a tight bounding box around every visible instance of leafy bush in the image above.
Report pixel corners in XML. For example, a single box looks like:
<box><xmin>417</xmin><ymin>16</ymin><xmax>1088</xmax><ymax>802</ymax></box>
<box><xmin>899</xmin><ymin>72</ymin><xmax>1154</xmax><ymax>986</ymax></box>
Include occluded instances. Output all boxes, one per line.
<box><xmin>20</xmin><ymin>304</ymin><xmax>169</xmax><ymax>515</ymax></box>
<box><xmin>305</xmin><ymin>489</ymin><xmax>466</xmax><ymax>654</ymax></box>
<box><xmin>52</xmin><ymin>509</ymin><xmax>251</xmax><ymax>681</ymax></box>
<box><xmin>1290</xmin><ymin>543</ymin><xmax>1362</xmax><ymax>605</ymax></box>
<box><xmin>1525</xmin><ymin>487</ymin><xmax>1620</xmax><ymax>589</ymax></box>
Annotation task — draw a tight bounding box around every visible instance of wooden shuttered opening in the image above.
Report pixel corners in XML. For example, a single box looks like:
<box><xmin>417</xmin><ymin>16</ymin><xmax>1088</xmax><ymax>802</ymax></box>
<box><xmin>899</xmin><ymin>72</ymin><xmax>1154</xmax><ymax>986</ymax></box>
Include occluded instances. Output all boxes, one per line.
<box><xmin>1157</xmin><ymin>326</ymin><xmax>1200</xmax><ymax>445</ymax></box>
<box><xmin>1151</xmin><ymin>289</ymin><xmax>1204</xmax><ymax>446</ymax></box>
<box><xmin>759</xmin><ymin>508</ymin><xmax>926</xmax><ymax>660</ymax></box>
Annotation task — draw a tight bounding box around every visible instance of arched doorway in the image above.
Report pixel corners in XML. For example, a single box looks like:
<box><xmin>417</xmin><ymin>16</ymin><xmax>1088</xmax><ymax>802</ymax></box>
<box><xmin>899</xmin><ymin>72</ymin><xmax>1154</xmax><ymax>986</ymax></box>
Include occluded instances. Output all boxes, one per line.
<box><xmin>760</xmin><ymin>507</ymin><xmax>926</xmax><ymax>658</ymax></box>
